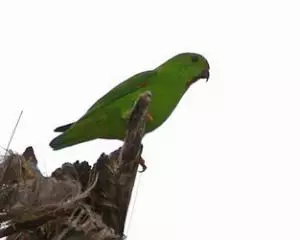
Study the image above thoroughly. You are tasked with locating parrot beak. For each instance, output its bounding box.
[185,69,210,89]
[201,69,210,83]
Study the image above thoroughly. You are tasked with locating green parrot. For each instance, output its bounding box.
[49,52,210,151]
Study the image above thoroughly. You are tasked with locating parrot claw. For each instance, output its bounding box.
[138,157,147,173]
[146,112,153,122]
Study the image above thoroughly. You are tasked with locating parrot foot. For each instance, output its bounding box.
[138,157,147,173]
[146,112,153,122]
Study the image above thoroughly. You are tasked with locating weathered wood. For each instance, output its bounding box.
[0,91,151,239]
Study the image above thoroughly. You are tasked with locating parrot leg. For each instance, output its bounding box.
[146,112,153,122]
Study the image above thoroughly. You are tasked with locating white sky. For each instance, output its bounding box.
[0,0,299,239]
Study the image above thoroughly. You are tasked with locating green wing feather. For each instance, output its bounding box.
[54,70,156,132]
[86,70,156,112]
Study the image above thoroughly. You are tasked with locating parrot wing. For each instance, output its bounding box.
[86,70,156,112]
[54,70,157,132]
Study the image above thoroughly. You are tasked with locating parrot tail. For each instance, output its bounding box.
[49,134,67,150]
[54,123,74,132]
[49,133,82,150]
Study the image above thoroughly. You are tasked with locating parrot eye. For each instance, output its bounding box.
[191,55,199,63]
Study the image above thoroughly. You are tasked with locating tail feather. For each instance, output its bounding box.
[50,120,99,150]
[49,133,80,150]
[49,134,67,150]
[49,131,95,150]
[54,123,73,132]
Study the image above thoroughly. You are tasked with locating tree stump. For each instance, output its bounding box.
[0,91,152,240]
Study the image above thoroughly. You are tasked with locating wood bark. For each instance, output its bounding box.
[0,91,151,240]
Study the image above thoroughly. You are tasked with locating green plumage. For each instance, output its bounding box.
[50,52,210,150]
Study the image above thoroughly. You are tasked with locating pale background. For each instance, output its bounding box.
[0,0,299,239]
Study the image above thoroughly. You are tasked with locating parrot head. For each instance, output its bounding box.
[158,52,210,89]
